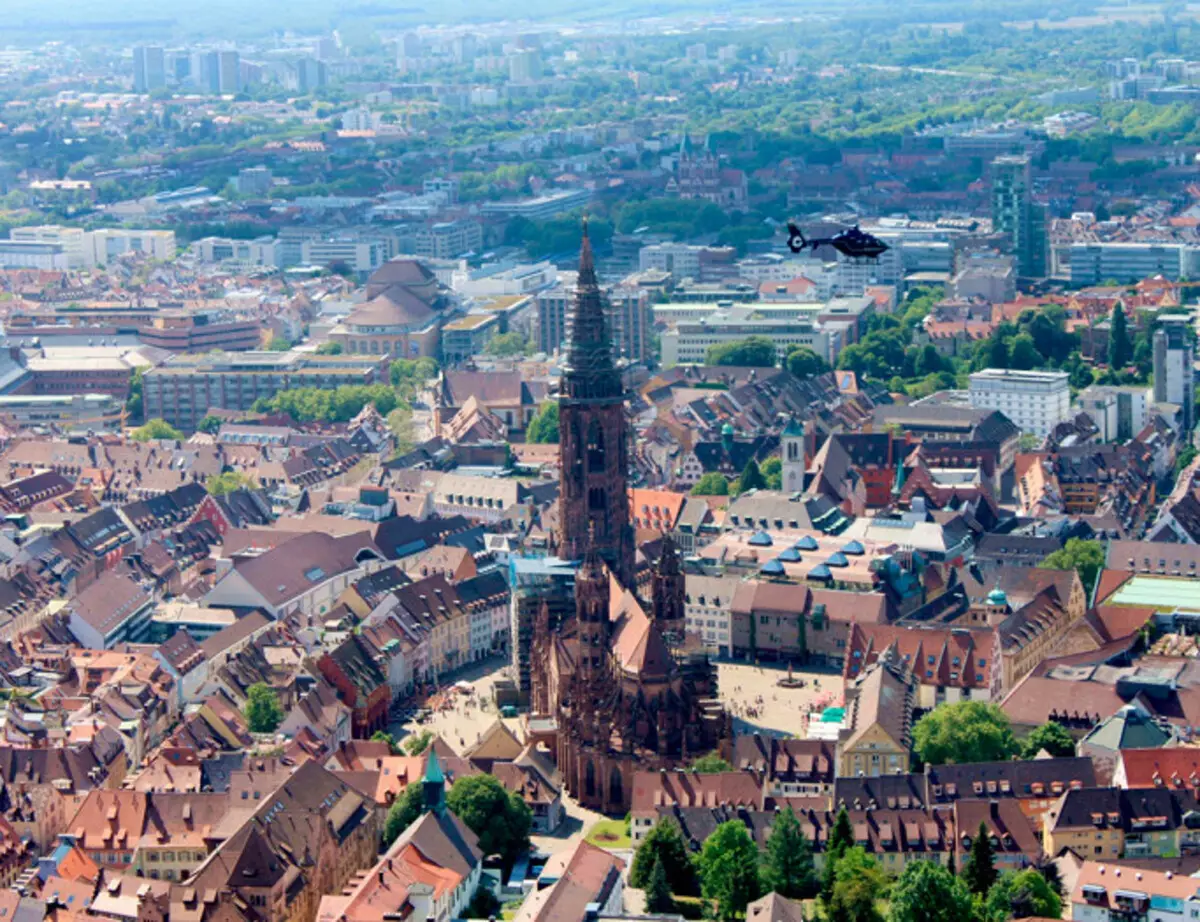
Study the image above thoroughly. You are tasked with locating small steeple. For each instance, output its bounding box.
[423,746,446,816]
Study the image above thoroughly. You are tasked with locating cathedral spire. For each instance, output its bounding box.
[562,221,619,402]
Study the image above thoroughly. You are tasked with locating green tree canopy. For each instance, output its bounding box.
[254,384,399,423]
[645,855,675,914]
[244,682,283,733]
[762,806,818,899]
[690,752,734,773]
[1020,722,1076,759]
[316,341,343,355]
[912,701,1019,766]
[962,821,998,897]
[1040,538,1105,596]
[737,459,767,493]
[1008,333,1040,370]
[485,332,531,357]
[698,820,763,921]
[983,868,1062,922]
[445,774,532,866]
[887,860,977,922]
[1109,303,1132,370]
[785,345,830,379]
[631,817,699,896]
[707,336,777,367]
[526,402,560,443]
[691,472,731,496]
[403,729,434,756]
[132,418,184,442]
[370,731,399,753]
[206,471,254,496]
[383,783,424,846]
[762,457,783,489]
[266,335,292,351]
[196,414,223,434]
[829,846,886,922]
[823,806,855,903]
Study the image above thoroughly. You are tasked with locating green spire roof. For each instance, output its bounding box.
[424,746,445,785]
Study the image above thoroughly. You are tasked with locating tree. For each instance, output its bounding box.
[485,332,530,357]
[822,806,855,903]
[1008,333,1040,371]
[762,457,783,490]
[631,817,699,896]
[316,342,343,355]
[1020,722,1076,759]
[1109,303,1132,370]
[1178,445,1198,477]
[266,335,292,351]
[762,806,818,899]
[983,869,1061,921]
[962,821,998,897]
[526,402,560,443]
[383,783,424,846]
[738,459,767,493]
[690,752,734,773]
[132,418,184,442]
[707,336,777,367]
[244,682,283,733]
[829,847,886,922]
[912,701,1019,766]
[1035,859,1064,899]
[445,774,532,866]
[402,729,434,756]
[371,731,399,753]
[887,860,977,922]
[984,334,1009,369]
[645,855,675,914]
[691,472,731,496]
[786,345,829,379]
[1040,538,1105,596]
[126,367,144,421]
[206,471,253,496]
[196,414,223,434]
[698,820,763,921]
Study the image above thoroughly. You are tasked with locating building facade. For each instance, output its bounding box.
[968,368,1071,437]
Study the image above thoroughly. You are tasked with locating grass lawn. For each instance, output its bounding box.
[584,818,632,849]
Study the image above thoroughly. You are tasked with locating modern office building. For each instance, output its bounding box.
[661,314,836,367]
[142,352,388,430]
[0,240,68,270]
[1068,242,1200,285]
[1154,316,1195,431]
[479,188,591,220]
[991,155,1048,278]
[638,243,736,283]
[440,313,500,365]
[138,312,262,353]
[132,46,166,93]
[9,225,86,267]
[300,238,387,274]
[191,235,281,268]
[404,220,482,259]
[84,229,176,267]
[968,368,1071,437]
[0,393,122,430]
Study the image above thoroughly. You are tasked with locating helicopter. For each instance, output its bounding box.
[786,222,890,261]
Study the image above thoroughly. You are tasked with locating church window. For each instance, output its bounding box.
[585,761,596,797]
[587,421,605,470]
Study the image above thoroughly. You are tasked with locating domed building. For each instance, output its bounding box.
[330,258,450,359]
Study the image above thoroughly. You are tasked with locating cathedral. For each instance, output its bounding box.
[528,225,728,814]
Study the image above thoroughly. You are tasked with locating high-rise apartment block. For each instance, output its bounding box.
[991,155,1048,279]
[1154,317,1195,432]
[132,46,166,93]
